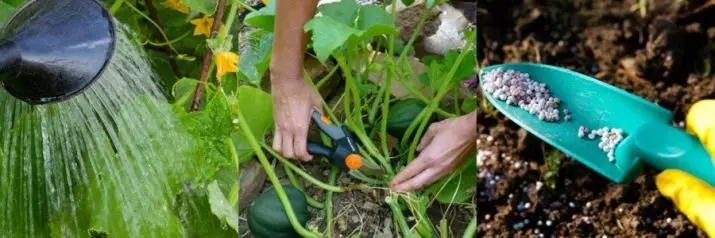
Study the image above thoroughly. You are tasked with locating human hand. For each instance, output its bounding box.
[655,99,715,237]
[390,111,477,192]
[270,71,322,161]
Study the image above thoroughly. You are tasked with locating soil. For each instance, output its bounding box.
[477,0,715,237]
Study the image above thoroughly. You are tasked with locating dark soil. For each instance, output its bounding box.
[477,0,715,237]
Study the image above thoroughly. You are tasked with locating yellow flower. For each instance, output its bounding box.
[214,51,239,79]
[164,0,189,14]
[261,0,269,4]
[190,15,214,38]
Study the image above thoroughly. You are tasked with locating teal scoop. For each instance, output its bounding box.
[478,63,715,186]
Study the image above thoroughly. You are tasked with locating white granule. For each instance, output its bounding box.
[482,68,563,122]
[579,126,625,163]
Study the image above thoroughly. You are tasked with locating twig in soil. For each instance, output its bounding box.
[143,0,182,78]
[346,202,366,237]
[191,0,228,112]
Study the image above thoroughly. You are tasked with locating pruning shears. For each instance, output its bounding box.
[307,111,385,176]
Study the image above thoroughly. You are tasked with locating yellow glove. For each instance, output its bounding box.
[656,99,715,237]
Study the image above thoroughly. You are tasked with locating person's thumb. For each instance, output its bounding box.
[656,169,715,237]
[685,99,715,158]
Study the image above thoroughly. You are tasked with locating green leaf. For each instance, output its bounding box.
[444,49,477,82]
[238,29,273,86]
[424,152,476,203]
[426,61,443,90]
[461,97,477,113]
[235,86,274,139]
[147,50,180,94]
[0,1,16,26]
[357,83,378,95]
[72,155,186,237]
[304,16,362,63]
[243,0,277,32]
[401,0,415,6]
[318,0,359,26]
[207,180,239,233]
[357,5,397,39]
[174,181,238,237]
[2,0,23,7]
[171,78,214,110]
[178,91,234,180]
[230,86,274,163]
[181,0,217,15]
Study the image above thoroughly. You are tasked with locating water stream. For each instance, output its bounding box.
[0,24,199,237]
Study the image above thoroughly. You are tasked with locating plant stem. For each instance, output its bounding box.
[462,216,477,238]
[384,6,457,119]
[235,97,321,238]
[316,65,339,89]
[226,137,240,206]
[379,64,393,156]
[336,56,393,174]
[144,0,182,78]
[405,41,474,160]
[347,170,384,185]
[368,76,386,124]
[191,0,240,111]
[386,195,412,238]
[284,165,325,208]
[342,55,366,133]
[123,3,178,53]
[236,0,259,12]
[379,0,398,157]
[140,30,192,47]
[325,167,338,237]
[260,143,350,193]
[109,0,125,14]
[383,56,456,118]
[440,218,448,238]
[396,7,430,67]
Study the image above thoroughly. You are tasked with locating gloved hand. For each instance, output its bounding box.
[656,99,715,237]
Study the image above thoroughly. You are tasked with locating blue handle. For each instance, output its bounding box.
[631,122,715,186]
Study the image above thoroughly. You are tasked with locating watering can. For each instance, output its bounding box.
[0,0,116,105]
[478,63,715,186]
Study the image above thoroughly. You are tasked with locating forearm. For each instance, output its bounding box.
[270,0,319,79]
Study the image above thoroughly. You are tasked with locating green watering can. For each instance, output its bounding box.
[478,63,715,186]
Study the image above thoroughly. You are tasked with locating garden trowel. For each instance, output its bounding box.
[307,111,386,177]
[0,0,115,105]
[478,62,715,186]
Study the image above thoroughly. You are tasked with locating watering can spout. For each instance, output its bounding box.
[0,0,116,105]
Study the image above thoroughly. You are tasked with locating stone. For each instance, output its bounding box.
[372,218,393,238]
[238,160,268,211]
[423,4,472,55]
